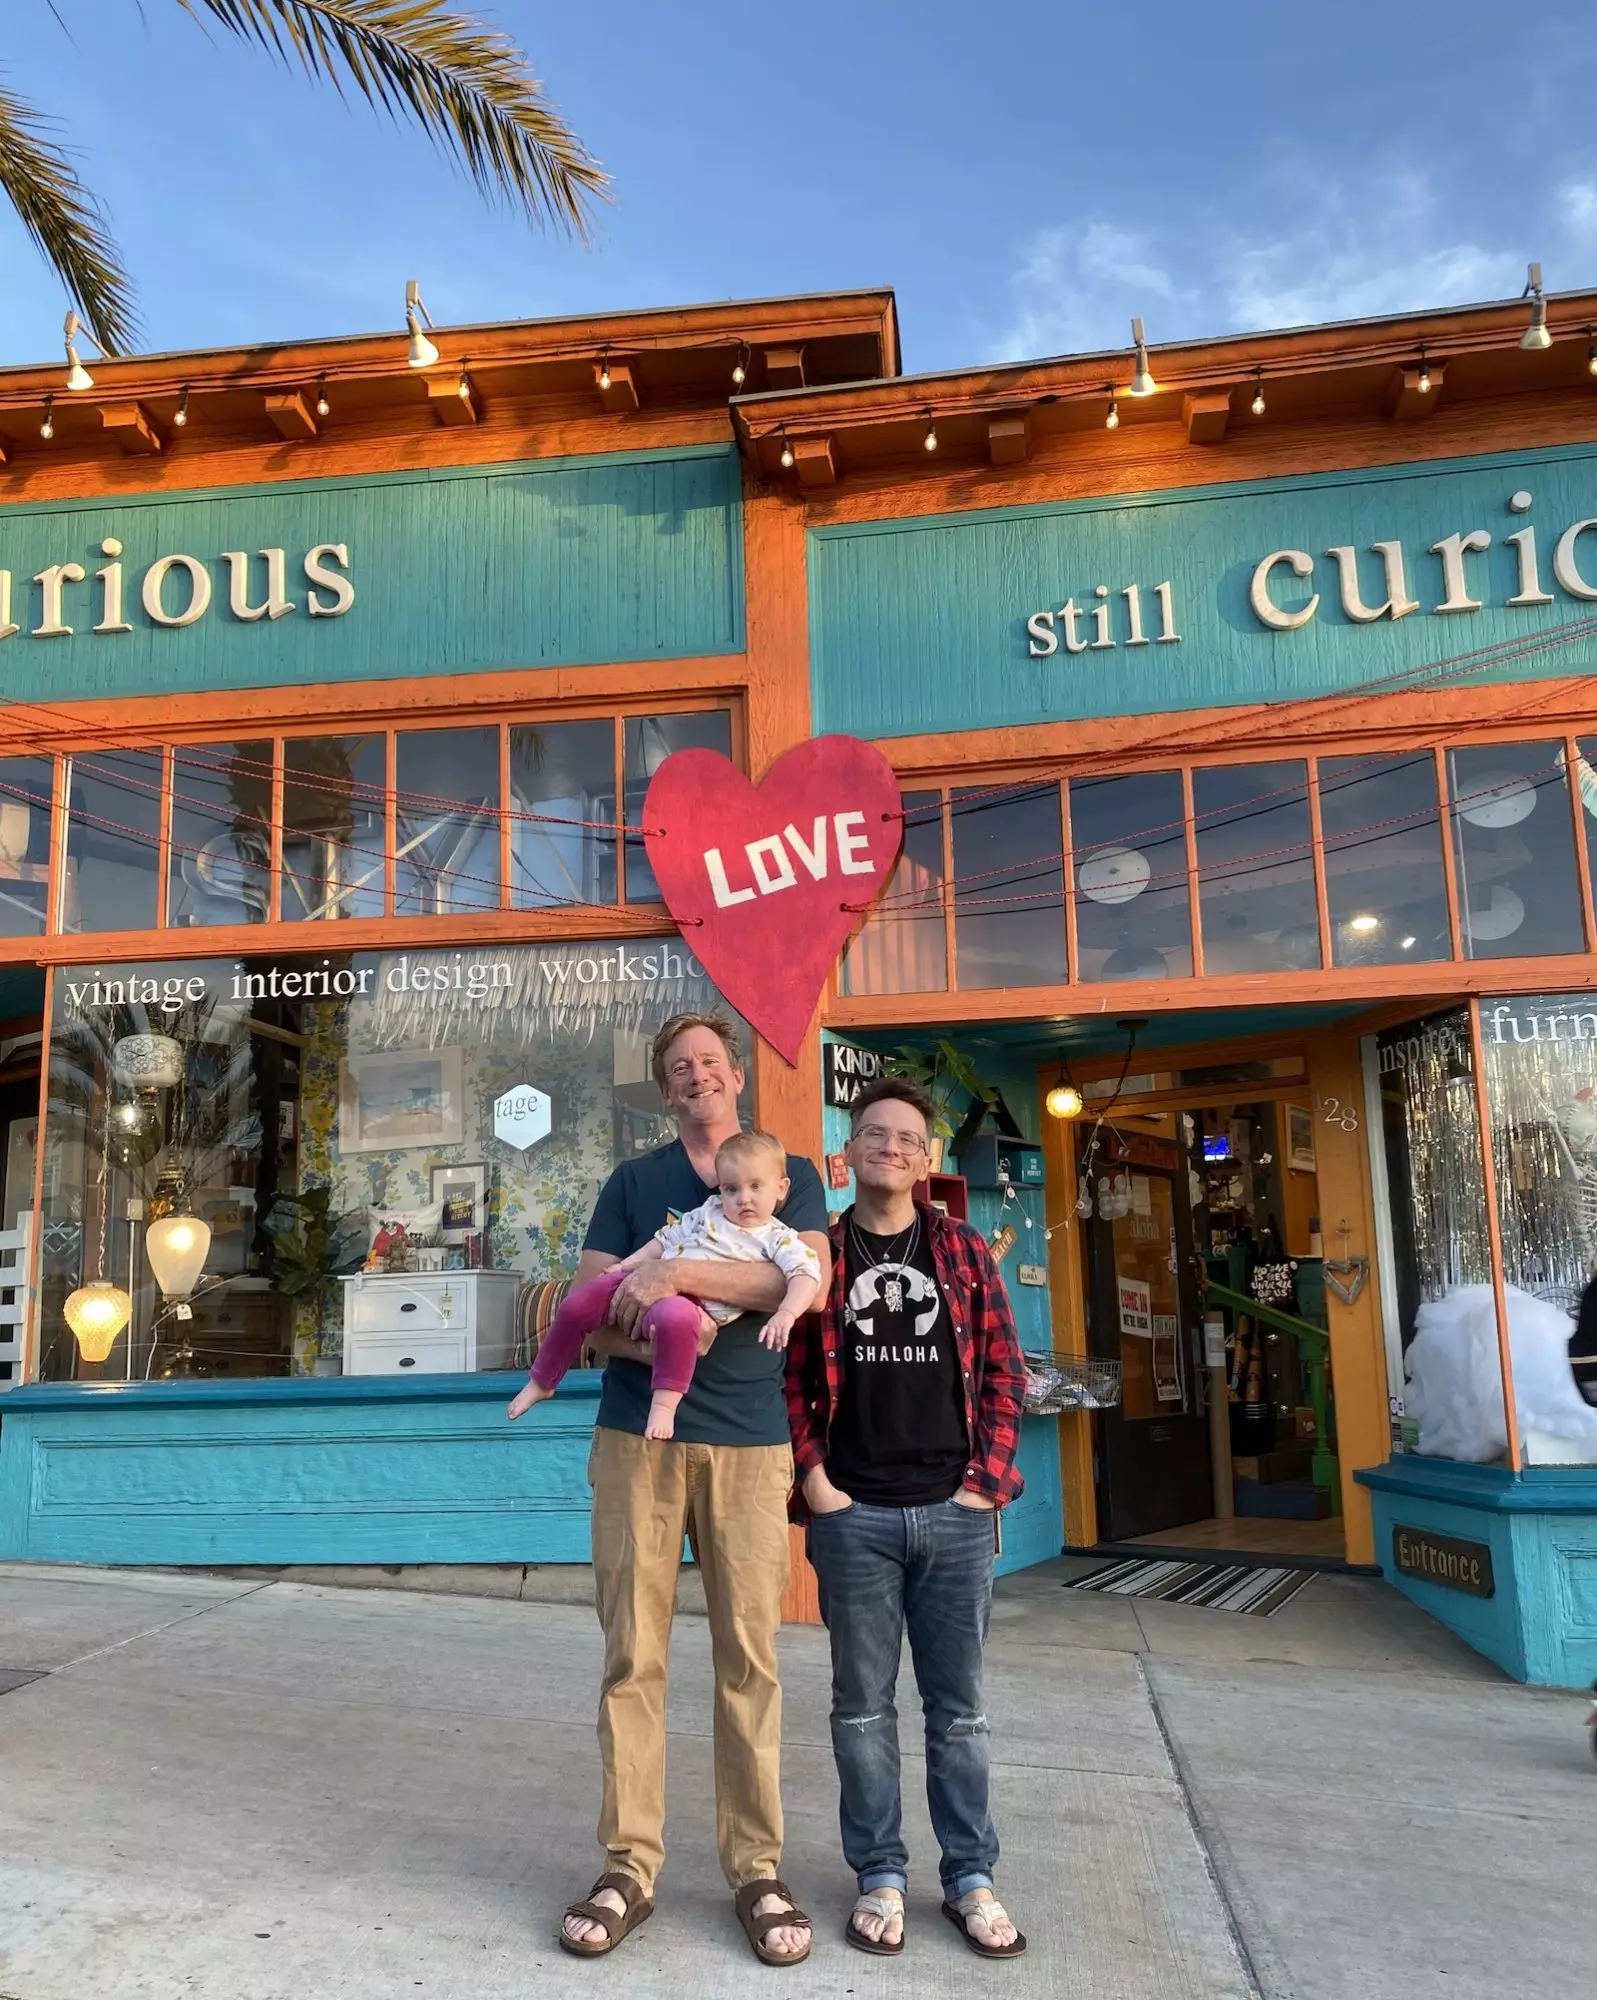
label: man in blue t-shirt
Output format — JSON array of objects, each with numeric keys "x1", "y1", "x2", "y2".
[{"x1": 554, "y1": 1011, "x2": 830, "y2": 1967}]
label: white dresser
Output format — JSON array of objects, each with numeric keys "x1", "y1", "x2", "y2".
[{"x1": 340, "y1": 1270, "x2": 521, "y2": 1376}]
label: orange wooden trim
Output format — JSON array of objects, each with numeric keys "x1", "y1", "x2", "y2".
[
  {"x1": 1074, "y1": 1029, "x2": 1314, "y2": 1084},
  {"x1": 47, "y1": 752, "x2": 67, "y2": 936},
  {"x1": 22, "y1": 965, "x2": 50, "y2": 1384},
  {"x1": 1181, "y1": 766, "x2": 1204, "y2": 978},
  {"x1": 1566, "y1": 733, "x2": 1597, "y2": 952},
  {"x1": 1306, "y1": 752, "x2": 1334, "y2": 973},
  {"x1": 268, "y1": 742, "x2": 284, "y2": 925},
  {"x1": 613, "y1": 713, "x2": 629, "y2": 904},
  {"x1": 740, "y1": 482, "x2": 814, "y2": 780},
  {"x1": 1059, "y1": 778, "x2": 1079, "y2": 979},
  {"x1": 1434, "y1": 744, "x2": 1465, "y2": 960},
  {"x1": 1467, "y1": 998, "x2": 1522, "y2": 1471},
  {"x1": 498, "y1": 723, "x2": 512, "y2": 913},
  {"x1": 154, "y1": 745, "x2": 172, "y2": 930},
  {"x1": 383, "y1": 731, "x2": 397, "y2": 919}
]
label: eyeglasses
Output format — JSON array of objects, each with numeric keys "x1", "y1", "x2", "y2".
[{"x1": 852, "y1": 1125, "x2": 930, "y2": 1157}]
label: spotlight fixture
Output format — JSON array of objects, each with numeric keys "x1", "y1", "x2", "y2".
[
  {"x1": 922, "y1": 413, "x2": 938, "y2": 452},
  {"x1": 173, "y1": 386, "x2": 190, "y2": 428},
  {"x1": 1521, "y1": 260, "x2": 1552, "y2": 351},
  {"x1": 598, "y1": 349, "x2": 612, "y2": 392},
  {"x1": 404, "y1": 279, "x2": 439, "y2": 369},
  {"x1": 40, "y1": 393, "x2": 55, "y2": 441},
  {"x1": 63, "y1": 310, "x2": 94, "y2": 391},
  {"x1": 731, "y1": 343, "x2": 749, "y2": 388},
  {"x1": 1250, "y1": 369, "x2": 1266, "y2": 417},
  {"x1": 1129, "y1": 316, "x2": 1157, "y2": 397},
  {"x1": 1417, "y1": 347, "x2": 1432, "y2": 395},
  {"x1": 315, "y1": 375, "x2": 331, "y2": 418},
  {"x1": 1105, "y1": 390, "x2": 1120, "y2": 430},
  {"x1": 778, "y1": 428, "x2": 794, "y2": 470}
]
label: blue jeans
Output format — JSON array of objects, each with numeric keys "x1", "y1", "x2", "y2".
[{"x1": 807, "y1": 1497, "x2": 998, "y2": 1900}]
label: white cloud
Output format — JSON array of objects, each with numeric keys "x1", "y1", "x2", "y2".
[
  {"x1": 987, "y1": 163, "x2": 1556, "y2": 364},
  {"x1": 1558, "y1": 177, "x2": 1597, "y2": 241}
]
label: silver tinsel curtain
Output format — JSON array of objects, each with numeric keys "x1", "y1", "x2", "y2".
[{"x1": 1378, "y1": 1009, "x2": 1489, "y2": 1304}]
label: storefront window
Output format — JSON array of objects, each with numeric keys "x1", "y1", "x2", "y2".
[
  {"x1": 394, "y1": 728, "x2": 500, "y2": 916},
  {"x1": 169, "y1": 743, "x2": 273, "y2": 928},
  {"x1": 281, "y1": 735, "x2": 387, "y2": 922},
  {"x1": 951, "y1": 784, "x2": 1066, "y2": 989},
  {"x1": 624, "y1": 710, "x2": 733, "y2": 901},
  {"x1": 0, "y1": 757, "x2": 56, "y2": 937},
  {"x1": 1319, "y1": 752, "x2": 1450, "y2": 966},
  {"x1": 64, "y1": 750, "x2": 162, "y2": 932},
  {"x1": 1193, "y1": 760, "x2": 1320, "y2": 974},
  {"x1": 840, "y1": 790, "x2": 947, "y2": 995},
  {"x1": 510, "y1": 720, "x2": 617, "y2": 908},
  {"x1": 1069, "y1": 769, "x2": 1192, "y2": 981},
  {"x1": 1447, "y1": 742, "x2": 1584, "y2": 959},
  {"x1": 38, "y1": 942, "x2": 739, "y2": 1383}
]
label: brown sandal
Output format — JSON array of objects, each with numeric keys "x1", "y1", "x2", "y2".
[
  {"x1": 558, "y1": 1871, "x2": 654, "y2": 1957},
  {"x1": 942, "y1": 1892, "x2": 1028, "y2": 1958},
  {"x1": 734, "y1": 1877, "x2": 813, "y2": 1966}
]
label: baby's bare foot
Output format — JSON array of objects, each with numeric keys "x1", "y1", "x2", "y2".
[
  {"x1": 644, "y1": 1391, "x2": 681, "y2": 1440},
  {"x1": 507, "y1": 1380, "x2": 553, "y2": 1420}
]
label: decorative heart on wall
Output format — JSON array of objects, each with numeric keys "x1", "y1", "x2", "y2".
[{"x1": 642, "y1": 736, "x2": 903, "y2": 1066}]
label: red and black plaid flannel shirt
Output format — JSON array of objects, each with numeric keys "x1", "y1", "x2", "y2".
[{"x1": 785, "y1": 1201, "x2": 1026, "y2": 1519}]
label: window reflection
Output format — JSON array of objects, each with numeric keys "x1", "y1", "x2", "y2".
[
  {"x1": 951, "y1": 785, "x2": 1066, "y2": 988},
  {"x1": 1448, "y1": 742, "x2": 1583, "y2": 960},
  {"x1": 395, "y1": 728, "x2": 500, "y2": 916},
  {"x1": 1319, "y1": 753, "x2": 1450, "y2": 966},
  {"x1": 65, "y1": 750, "x2": 162, "y2": 933},
  {"x1": 841, "y1": 790, "x2": 947, "y2": 995},
  {"x1": 0, "y1": 757, "x2": 55, "y2": 937},
  {"x1": 1069, "y1": 770, "x2": 1191, "y2": 981},
  {"x1": 169, "y1": 743, "x2": 272, "y2": 928},
  {"x1": 1193, "y1": 761, "x2": 1319, "y2": 973},
  {"x1": 281, "y1": 736, "x2": 386, "y2": 923},
  {"x1": 624, "y1": 711, "x2": 732, "y2": 902},
  {"x1": 510, "y1": 721, "x2": 618, "y2": 908}
]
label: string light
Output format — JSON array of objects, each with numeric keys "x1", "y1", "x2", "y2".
[
  {"x1": 923, "y1": 414, "x2": 938, "y2": 452},
  {"x1": 1105, "y1": 391, "x2": 1119, "y2": 430},
  {"x1": 1250, "y1": 370, "x2": 1266, "y2": 417},
  {"x1": 598, "y1": 350, "x2": 612, "y2": 392},
  {"x1": 778, "y1": 428, "x2": 794, "y2": 469},
  {"x1": 731, "y1": 343, "x2": 749, "y2": 388},
  {"x1": 315, "y1": 375, "x2": 331, "y2": 418},
  {"x1": 40, "y1": 393, "x2": 54, "y2": 441},
  {"x1": 1417, "y1": 347, "x2": 1432, "y2": 395},
  {"x1": 457, "y1": 366, "x2": 472, "y2": 400},
  {"x1": 173, "y1": 387, "x2": 190, "y2": 428},
  {"x1": 1587, "y1": 328, "x2": 1597, "y2": 378}
]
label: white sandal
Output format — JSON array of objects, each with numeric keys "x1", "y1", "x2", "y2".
[{"x1": 846, "y1": 1890, "x2": 905, "y2": 1957}]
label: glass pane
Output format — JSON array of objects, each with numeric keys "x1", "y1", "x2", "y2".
[
  {"x1": 281, "y1": 735, "x2": 387, "y2": 923},
  {"x1": 1375, "y1": 1010, "x2": 1496, "y2": 1461},
  {"x1": 64, "y1": 749, "x2": 161, "y2": 932},
  {"x1": 1481, "y1": 992, "x2": 1597, "y2": 1463},
  {"x1": 1069, "y1": 770, "x2": 1192, "y2": 982},
  {"x1": 1193, "y1": 760, "x2": 1319, "y2": 974},
  {"x1": 839, "y1": 790, "x2": 947, "y2": 995},
  {"x1": 37, "y1": 942, "x2": 743, "y2": 1382},
  {"x1": 1104, "y1": 1171, "x2": 1188, "y2": 1419},
  {"x1": 0, "y1": 756, "x2": 56, "y2": 937},
  {"x1": 1319, "y1": 753, "x2": 1451, "y2": 966},
  {"x1": 1448, "y1": 741, "x2": 1583, "y2": 960},
  {"x1": 624, "y1": 710, "x2": 732, "y2": 902},
  {"x1": 168, "y1": 742, "x2": 272, "y2": 928},
  {"x1": 951, "y1": 784, "x2": 1066, "y2": 988},
  {"x1": 510, "y1": 720, "x2": 617, "y2": 909},
  {"x1": 395, "y1": 728, "x2": 500, "y2": 916}
]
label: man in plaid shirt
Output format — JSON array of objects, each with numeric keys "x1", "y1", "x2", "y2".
[{"x1": 785, "y1": 1074, "x2": 1027, "y2": 1962}]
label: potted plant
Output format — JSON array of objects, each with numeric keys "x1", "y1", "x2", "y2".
[
  {"x1": 262, "y1": 1186, "x2": 369, "y2": 1374},
  {"x1": 886, "y1": 1039, "x2": 998, "y2": 1172}
]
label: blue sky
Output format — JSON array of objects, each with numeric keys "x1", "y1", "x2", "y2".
[{"x1": 3, "y1": 2, "x2": 1597, "y2": 373}]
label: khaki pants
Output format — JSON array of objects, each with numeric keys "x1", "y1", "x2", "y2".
[{"x1": 588, "y1": 1424, "x2": 793, "y2": 1896}]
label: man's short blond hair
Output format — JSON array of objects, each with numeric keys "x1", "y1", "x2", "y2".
[
  {"x1": 715, "y1": 1128, "x2": 787, "y2": 1175},
  {"x1": 650, "y1": 1010, "x2": 743, "y2": 1089}
]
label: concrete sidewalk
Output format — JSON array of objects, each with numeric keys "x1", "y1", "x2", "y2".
[{"x1": 0, "y1": 1558, "x2": 1588, "y2": 2000}]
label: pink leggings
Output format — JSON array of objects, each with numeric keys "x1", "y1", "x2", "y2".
[{"x1": 529, "y1": 1265, "x2": 703, "y2": 1398}]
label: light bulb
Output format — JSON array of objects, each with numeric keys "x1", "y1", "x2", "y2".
[
  {"x1": 923, "y1": 419, "x2": 938, "y2": 452},
  {"x1": 1046, "y1": 1083, "x2": 1084, "y2": 1120},
  {"x1": 1588, "y1": 338, "x2": 1597, "y2": 378},
  {"x1": 1418, "y1": 360, "x2": 1432, "y2": 394},
  {"x1": 598, "y1": 357, "x2": 612, "y2": 391},
  {"x1": 731, "y1": 361, "x2": 746, "y2": 386},
  {"x1": 315, "y1": 377, "x2": 331, "y2": 418},
  {"x1": 146, "y1": 1211, "x2": 212, "y2": 1301},
  {"x1": 40, "y1": 394, "x2": 54, "y2": 441},
  {"x1": 779, "y1": 435, "x2": 794, "y2": 469},
  {"x1": 1105, "y1": 398, "x2": 1120, "y2": 430},
  {"x1": 1251, "y1": 379, "x2": 1266, "y2": 416},
  {"x1": 457, "y1": 369, "x2": 471, "y2": 399},
  {"x1": 173, "y1": 387, "x2": 189, "y2": 428},
  {"x1": 64, "y1": 1280, "x2": 133, "y2": 1363}
]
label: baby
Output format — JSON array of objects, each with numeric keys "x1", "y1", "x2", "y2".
[{"x1": 507, "y1": 1129, "x2": 822, "y2": 1441}]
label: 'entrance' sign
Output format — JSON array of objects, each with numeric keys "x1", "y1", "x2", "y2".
[
  {"x1": 642, "y1": 736, "x2": 902, "y2": 1066},
  {"x1": 1392, "y1": 1524, "x2": 1495, "y2": 1598}
]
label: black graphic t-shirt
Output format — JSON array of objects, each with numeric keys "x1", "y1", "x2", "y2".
[{"x1": 825, "y1": 1215, "x2": 969, "y2": 1506}]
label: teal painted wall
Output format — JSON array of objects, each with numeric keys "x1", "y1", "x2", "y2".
[
  {"x1": 809, "y1": 442, "x2": 1597, "y2": 739},
  {"x1": 0, "y1": 444, "x2": 742, "y2": 703}
]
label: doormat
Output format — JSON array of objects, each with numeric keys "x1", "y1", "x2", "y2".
[{"x1": 1066, "y1": 1558, "x2": 1315, "y2": 1617}]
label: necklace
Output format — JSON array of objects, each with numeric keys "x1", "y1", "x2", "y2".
[{"x1": 847, "y1": 1208, "x2": 920, "y2": 1277}]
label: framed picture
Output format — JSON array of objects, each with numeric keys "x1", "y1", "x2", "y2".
[
  {"x1": 339, "y1": 1048, "x2": 465, "y2": 1154},
  {"x1": 430, "y1": 1162, "x2": 487, "y2": 1240},
  {"x1": 1286, "y1": 1103, "x2": 1317, "y2": 1174}
]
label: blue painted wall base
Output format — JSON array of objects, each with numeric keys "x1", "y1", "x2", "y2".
[
  {"x1": 1357, "y1": 1456, "x2": 1597, "y2": 1687},
  {"x1": 0, "y1": 1378, "x2": 1064, "y2": 1580}
]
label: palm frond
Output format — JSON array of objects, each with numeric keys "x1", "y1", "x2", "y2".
[
  {"x1": 177, "y1": 0, "x2": 608, "y2": 238},
  {"x1": 0, "y1": 73, "x2": 139, "y2": 354}
]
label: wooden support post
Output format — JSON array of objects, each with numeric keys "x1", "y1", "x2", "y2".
[
  {"x1": 988, "y1": 413, "x2": 1031, "y2": 464},
  {"x1": 99, "y1": 403, "x2": 162, "y2": 455},
  {"x1": 792, "y1": 436, "x2": 836, "y2": 487},
  {"x1": 763, "y1": 344, "x2": 806, "y2": 388},
  {"x1": 1040, "y1": 1083, "x2": 1097, "y2": 1548},
  {"x1": 1384, "y1": 364, "x2": 1444, "y2": 420},
  {"x1": 1183, "y1": 389, "x2": 1233, "y2": 444},
  {"x1": 427, "y1": 374, "x2": 480, "y2": 426},
  {"x1": 263, "y1": 391, "x2": 320, "y2": 440}
]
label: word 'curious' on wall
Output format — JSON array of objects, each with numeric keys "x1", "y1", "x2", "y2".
[{"x1": 0, "y1": 542, "x2": 354, "y2": 640}]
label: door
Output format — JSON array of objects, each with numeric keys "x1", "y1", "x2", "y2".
[{"x1": 1084, "y1": 1142, "x2": 1212, "y2": 1540}]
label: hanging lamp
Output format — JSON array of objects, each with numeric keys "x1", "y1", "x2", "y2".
[{"x1": 64, "y1": 1089, "x2": 132, "y2": 1364}]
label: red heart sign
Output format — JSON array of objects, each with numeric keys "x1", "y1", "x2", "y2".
[{"x1": 642, "y1": 736, "x2": 903, "y2": 1065}]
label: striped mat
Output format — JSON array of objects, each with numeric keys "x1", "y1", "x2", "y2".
[{"x1": 1066, "y1": 1557, "x2": 1315, "y2": 1617}]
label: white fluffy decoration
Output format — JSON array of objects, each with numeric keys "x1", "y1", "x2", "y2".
[{"x1": 1405, "y1": 1284, "x2": 1597, "y2": 1463}]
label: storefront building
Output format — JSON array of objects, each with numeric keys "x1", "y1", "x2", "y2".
[{"x1": 4, "y1": 283, "x2": 1597, "y2": 1681}]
